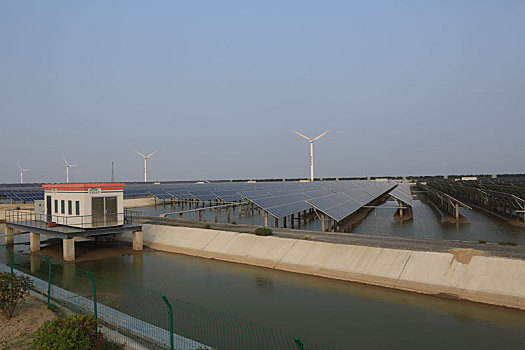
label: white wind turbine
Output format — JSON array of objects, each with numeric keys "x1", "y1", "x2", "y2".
[
  {"x1": 135, "y1": 150, "x2": 158, "y2": 183},
  {"x1": 291, "y1": 129, "x2": 332, "y2": 182},
  {"x1": 63, "y1": 157, "x2": 77, "y2": 183},
  {"x1": 18, "y1": 164, "x2": 30, "y2": 184}
]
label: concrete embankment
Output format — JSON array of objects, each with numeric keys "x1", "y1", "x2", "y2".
[
  {"x1": 117, "y1": 224, "x2": 525, "y2": 311},
  {"x1": 123, "y1": 197, "x2": 157, "y2": 208}
]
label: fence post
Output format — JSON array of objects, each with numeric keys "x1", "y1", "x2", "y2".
[
  {"x1": 42, "y1": 255, "x2": 52, "y2": 309},
  {"x1": 294, "y1": 337, "x2": 305, "y2": 350},
  {"x1": 86, "y1": 271, "x2": 97, "y2": 320},
  {"x1": 4, "y1": 246, "x2": 13, "y2": 273},
  {"x1": 162, "y1": 294, "x2": 174, "y2": 350}
]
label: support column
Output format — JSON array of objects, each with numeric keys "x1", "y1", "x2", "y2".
[
  {"x1": 4, "y1": 227, "x2": 14, "y2": 245},
  {"x1": 264, "y1": 212, "x2": 268, "y2": 227},
  {"x1": 274, "y1": 218, "x2": 279, "y2": 228},
  {"x1": 455, "y1": 203, "x2": 459, "y2": 220},
  {"x1": 133, "y1": 230, "x2": 143, "y2": 251},
  {"x1": 303, "y1": 210, "x2": 307, "y2": 224},
  {"x1": 179, "y1": 213, "x2": 183, "y2": 220},
  {"x1": 226, "y1": 206, "x2": 230, "y2": 222},
  {"x1": 214, "y1": 208, "x2": 218, "y2": 223},
  {"x1": 199, "y1": 210, "x2": 203, "y2": 221},
  {"x1": 321, "y1": 214, "x2": 325, "y2": 231},
  {"x1": 30, "y1": 232, "x2": 40, "y2": 252},
  {"x1": 30, "y1": 253, "x2": 40, "y2": 273},
  {"x1": 283, "y1": 217, "x2": 287, "y2": 228},
  {"x1": 63, "y1": 238, "x2": 75, "y2": 262},
  {"x1": 291, "y1": 214, "x2": 295, "y2": 229},
  {"x1": 239, "y1": 205, "x2": 242, "y2": 218}
]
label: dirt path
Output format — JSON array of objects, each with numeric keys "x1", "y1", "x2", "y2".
[{"x1": 0, "y1": 296, "x2": 56, "y2": 349}]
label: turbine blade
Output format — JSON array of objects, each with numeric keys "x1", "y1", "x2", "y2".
[
  {"x1": 312, "y1": 129, "x2": 332, "y2": 141},
  {"x1": 291, "y1": 130, "x2": 311, "y2": 141},
  {"x1": 63, "y1": 157, "x2": 69, "y2": 166},
  {"x1": 135, "y1": 150, "x2": 146, "y2": 158},
  {"x1": 147, "y1": 150, "x2": 159, "y2": 158},
  {"x1": 69, "y1": 164, "x2": 77, "y2": 167},
  {"x1": 18, "y1": 163, "x2": 22, "y2": 170}
]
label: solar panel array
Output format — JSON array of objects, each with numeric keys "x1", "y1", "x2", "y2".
[
  {"x1": 0, "y1": 185, "x2": 44, "y2": 203},
  {"x1": 122, "y1": 180, "x2": 399, "y2": 222},
  {"x1": 0, "y1": 180, "x2": 404, "y2": 222},
  {"x1": 389, "y1": 181, "x2": 413, "y2": 207}
]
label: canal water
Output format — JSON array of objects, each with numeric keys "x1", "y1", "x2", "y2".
[{"x1": 2, "y1": 197, "x2": 525, "y2": 349}]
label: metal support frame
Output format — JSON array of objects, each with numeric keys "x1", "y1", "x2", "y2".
[
  {"x1": 86, "y1": 271, "x2": 97, "y2": 320},
  {"x1": 162, "y1": 294, "x2": 174, "y2": 350}
]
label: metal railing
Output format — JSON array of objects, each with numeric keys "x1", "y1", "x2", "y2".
[{"x1": 5, "y1": 209, "x2": 142, "y2": 232}]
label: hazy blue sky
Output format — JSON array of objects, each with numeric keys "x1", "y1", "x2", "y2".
[{"x1": 1, "y1": 1, "x2": 524, "y2": 183}]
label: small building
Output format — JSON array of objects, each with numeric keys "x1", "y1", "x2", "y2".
[
  {"x1": 5, "y1": 182, "x2": 142, "y2": 262},
  {"x1": 42, "y1": 183, "x2": 125, "y2": 228}
]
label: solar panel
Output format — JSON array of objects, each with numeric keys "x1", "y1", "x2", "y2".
[{"x1": 389, "y1": 181, "x2": 413, "y2": 206}]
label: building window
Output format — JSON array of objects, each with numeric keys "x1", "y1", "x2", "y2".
[
  {"x1": 68, "y1": 200, "x2": 72, "y2": 215},
  {"x1": 61, "y1": 200, "x2": 65, "y2": 214},
  {"x1": 54, "y1": 199, "x2": 58, "y2": 213},
  {"x1": 75, "y1": 201, "x2": 80, "y2": 215}
]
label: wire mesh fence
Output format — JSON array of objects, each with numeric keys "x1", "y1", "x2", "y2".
[{"x1": 1, "y1": 249, "x2": 331, "y2": 350}]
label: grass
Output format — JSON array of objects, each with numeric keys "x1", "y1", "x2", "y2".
[
  {"x1": 254, "y1": 227, "x2": 273, "y2": 236},
  {"x1": 478, "y1": 240, "x2": 487, "y2": 244}
]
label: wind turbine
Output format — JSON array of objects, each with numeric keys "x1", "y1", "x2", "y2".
[
  {"x1": 63, "y1": 157, "x2": 77, "y2": 183},
  {"x1": 291, "y1": 129, "x2": 332, "y2": 181},
  {"x1": 135, "y1": 150, "x2": 158, "y2": 183},
  {"x1": 18, "y1": 164, "x2": 30, "y2": 184}
]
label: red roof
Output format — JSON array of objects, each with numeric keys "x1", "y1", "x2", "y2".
[{"x1": 42, "y1": 183, "x2": 125, "y2": 190}]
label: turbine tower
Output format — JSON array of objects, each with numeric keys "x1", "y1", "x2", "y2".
[
  {"x1": 135, "y1": 150, "x2": 158, "y2": 183},
  {"x1": 291, "y1": 129, "x2": 332, "y2": 181},
  {"x1": 63, "y1": 157, "x2": 77, "y2": 183},
  {"x1": 18, "y1": 164, "x2": 30, "y2": 184}
]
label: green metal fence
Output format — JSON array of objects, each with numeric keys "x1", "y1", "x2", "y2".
[{"x1": 1, "y1": 250, "x2": 332, "y2": 350}]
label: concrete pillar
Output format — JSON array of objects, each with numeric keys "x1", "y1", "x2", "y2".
[
  {"x1": 179, "y1": 213, "x2": 183, "y2": 220},
  {"x1": 455, "y1": 204, "x2": 459, "y2": 220},
  {"x1": 30, "y1": 232, "x2": 40, "y2": 252},
  {"x1": 283, "y1": 217, "x2": 287, "y2": 228},
  {"x1": 133, "y1": 230, "x2": 143, "y2": 251},
  {"x1": 264, "y1": 212, "x2": 268, "y2": 227},
  {"x1": 30, "y1": 253, "x2": 40, "y2": 273},
  {"x1": 63, "y1": 238, "x2": 75, "y2": 262},
  {"x1": 291, "y1": 214, "x2": 295, "y2": 229},
  {"x1": 321, "y1": 214, "x2": 325, "y2": 231},
  {"x1": 274, "y1": 218, "x2": 279, "y2": 228},
  {"x1": 4, "y1": 227, "x2": 14, "y2": 245},
  {"x1": 239, "y1": 205, "x2": 242, "y2": 218},
  {"x1": 303, "y1": 210, "x2": 307, "y2": 224},
  {"x1": 199, "y1": 210, "x2": 203, "y2": 221},
  {"x1": 226, "y1": 206, "x2": 230, "y2": 222},
  {"x1": 214, "y1": 208, "x2": 218, "y2": 223}
]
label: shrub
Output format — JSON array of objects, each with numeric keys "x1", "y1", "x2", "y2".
[
  {"x1": 497, "y1": 241, "x2": 518, "y2": 246},
  {"x1": 205, "y1": 224, "x2": 211, "y2": 229},
  {"x1": 231, "y1": 221, "x2": 236, "y2": 225},
  {"x1": 0, "y1": 272, "x2": 33, "y2": 320},
  {"x1": 254, "y1": 227, "x2": 273, "y2": 236},
  {"x1": 478, "y1": 240, "x2": 487, "y2": 244},
  {"x1": 33, "y1": 314, "x2": 103, "y2": 350}
]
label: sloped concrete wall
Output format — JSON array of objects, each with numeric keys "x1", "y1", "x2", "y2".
[
  {"x1": 123, "y1": 197, "x2": 157, "y2": 208},
  {"x1": 117, "y1": 224, "x2": 525, "y2": 310}
]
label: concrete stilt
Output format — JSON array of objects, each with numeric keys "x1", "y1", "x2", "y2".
[
  {"x1": 303, "y1": 210, "x2": 307, "y2": 224},
  {"x1": 4, "y1": 227, "x2": 14, "y2": 245},
  {"x1": 264, "y1": 212, "x2": 268, "y2": 227},
  {"x1": 214, "y1": 208, "x2": 218, "y2": 223},
  {"x1": 63, "y1": 238, "x2": 75, "y2": 261},
  {"x1": 179, "y1": 213, "x2": 183, "y2": 220},
  {"x1": 291, "y1": 214, "x2": 294, "y2": 229},
  {"x1": 283, "y1": 217, "x2": 287, "y2": 228},
  {"x1": 239, "y1": 205, "x2": 242, "y2": 218},
  {"x1": 274, "y1": 218, "x2": 279, "y2": 228},
  {"x1": 133, "y1": 230, "x2": 143, "y2": 251},
  {"x1": 226, "y1": 206, "x2": 230, "y2": 222},
  {"x1": 199, "y1": 210, "x2": 203, "y2": 221},
  {"x1": 30, "y1": 253, "x2": 40, "y2": 273},
  {"x1": 30, "y1": 232, "x2": 40, "y2": 252},
  {"x1": 321, "y1": 213, "x2": 325, "y2": 231}
]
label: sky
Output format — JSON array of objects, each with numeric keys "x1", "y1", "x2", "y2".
[{"x1": 1, "y1": 1, "x2": 524, "y2": 183}]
